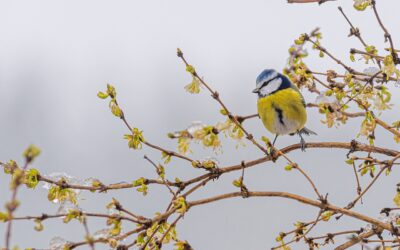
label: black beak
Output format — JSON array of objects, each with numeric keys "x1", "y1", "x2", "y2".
[{"x1": 252, "y1": 87, "x2": 260, "y2": 93}]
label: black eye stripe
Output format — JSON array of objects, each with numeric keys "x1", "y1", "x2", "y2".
[{"x1": 261, "y1": 76, "x2": 279, "y2": 88}]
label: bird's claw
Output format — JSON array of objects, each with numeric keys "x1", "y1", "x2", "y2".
[
  {"x1": 210, "y1": 167, "x2": 221, "y2": 180},
  {"x1": 268, "y1": 147, "x2": 278, "y2": 162},
  {"x1": 241, "y1": 185, "x2": 249, "y2": 198}
]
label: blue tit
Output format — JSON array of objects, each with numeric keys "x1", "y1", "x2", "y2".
[{"x1": 252, "y1": 69, "x2": 316, "y2": 151}]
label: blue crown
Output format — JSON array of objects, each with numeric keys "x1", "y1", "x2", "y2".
[{"x1": 256, "y1": 69, "x2": 278, "y2": 85}]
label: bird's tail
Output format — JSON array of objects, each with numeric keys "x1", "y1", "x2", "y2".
[{"x1": 299, "y1": 127, "x2": 317, "y2": 136}]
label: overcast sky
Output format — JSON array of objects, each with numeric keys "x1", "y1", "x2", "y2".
[{"x1": 1, "y1": 0, "x2": 399, "y2": 249}]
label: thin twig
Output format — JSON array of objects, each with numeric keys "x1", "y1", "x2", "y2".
[
  {"x1": 334, "y1": 229, "x2": 381, "y2": 250},
  {"x1": 82, "y1": 217, "x2": 95, "y2": 250},
  {"x1": 351, "y1": 162, "x2": 362, "y2": 196},
  {"x1": 5, "y1": 161, "x2": 29, "y2": 248},
  {"x1": 371, "y1": 0, "x2": 398, "y2": 64},
  {"x1": 144, "y1": 155, "x2": 176, "y2": 198}
]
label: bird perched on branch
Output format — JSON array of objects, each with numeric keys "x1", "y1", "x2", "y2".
[{"x1": 252, "y1": 69, "x2": 316, "y2": 151}]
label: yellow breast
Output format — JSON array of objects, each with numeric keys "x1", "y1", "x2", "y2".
[{"x1": 257, "y1": 88, "x2": 307, "y2": 135}]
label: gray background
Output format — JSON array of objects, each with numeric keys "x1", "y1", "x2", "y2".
[{"x1": 0, "y1": 0, "x2": 399, "y2": 249}]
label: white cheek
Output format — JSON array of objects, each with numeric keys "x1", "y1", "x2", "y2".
[{"x1": 260, "y1": 78, "x2": 282, "y2": 96}]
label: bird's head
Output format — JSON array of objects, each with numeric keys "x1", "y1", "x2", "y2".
[{"x1": 252, "y1": 69, "x2": 285, "y2": 97}]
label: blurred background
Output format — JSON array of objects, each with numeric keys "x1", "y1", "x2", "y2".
[{"x1": 0, "y1": 0, "x2": 399, "y2": 249}]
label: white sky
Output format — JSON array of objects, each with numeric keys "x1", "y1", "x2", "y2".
[{"x1": 0, "y1": 0, "x2": 399, "y2": 249}]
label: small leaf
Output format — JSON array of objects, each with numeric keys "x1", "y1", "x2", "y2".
[
  {"x1": 186, "y1": 65, "x2": 196, "y2": 74},
  {"x1": 23, "y1": 145, "x2": 41, "y2": 162},
  {"x1": 345, "y1": 158, "x2": 354, "y2": 165},
  {"x1": 360, "y1": 167, "x2": 368, "y2": 176},
  {"x1": 0, "y1": 211, "x2": 9, "y2": 222},
  {"x1": 124, "y1": 128, "x2": 145, "y2": 150},
  {"x1": 350, "y1": 53, "x2": 355, "y2": 62},
  {"x1": 284, "y1": 164, "x2": 293, "y2": 171},
  {"x1": 34, "y1": 219, "x2": 44, "y2": 231},
  {"x1": 321, "y1": 211, "x2": 333, "y2": 221},
  {"x1": 161, "y1": 152, "x2": 172, "y2": 164},
  {"x1": 132, "y1": 177, "x2": 146, "y2": 187},
  {"x1": 106, "y1": 84, "x2": 117, "y2": 98},
  {"x1": 353, "y1": 0, "x2": 371, "y2": 11},
  {"x1": 24, "y1": 168, "x2": 40, "y2": 189},
  {"x1": 261, "y1": 136, "x2": 270, "y2": 145},
  {"x1": 173, "y1": 196, "x2": 188, "y2": 214},
  {"x1": 97, "y1": 91, "x2": 109, "y2": 99},
  {"x1": 184, "y1": 76, "x2": 201, "y2": 94},
  {"x1": 232, "y1": 178, "x2": 242, "y2": 188},
  {"x1": 394, "y1": 192, "x2": 400, "y2": 207},
  {"x1": 110, "y1": 103, "x2": 123, "y2": 118}
]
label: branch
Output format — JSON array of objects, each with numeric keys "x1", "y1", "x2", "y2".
[
  {"x1": 37, "y1": 174, "x2": 179, "y2": 191},
  {"x1": 178, "y1": 50, "x2": 324, "y2": 200},
  {"x1": 372, "y1": 0, "x2": 398, "y2": 64},
  {"x1": 305, "y1": 36, "x2": 356, "y2": 74},
  {"x1": 5, "y1": 160, "x2": 30, "y2": 248},
  {"x1": 338, "y1": 7, "x2": 368, "y2": 47},
  {"x1": 11, "y1": 140, "x2": 395, "y2": 201},
  {"x1": 310, "y1": 76, "x2": 400, "y2": 139},
  {"x1": 82, "y1": 217, "x2": 95, "y2": 250},
  {"x1": 115, "y1": 98, "x2": 195, "y2": 163},
  {"x1": 68, "y1": 226, "x2": 146, "y2": 249},
  {"x1": 144, "y1": 155, "x2": 177, "y2": 198},
  {"x1": 345, "y1": 164, "x2": 388, "y2": 209},
  {"x1": 177, "y1": 50, "x2": 269, "y2": 155},
  {"x1": 12, "y1": 212, "x2": 143, "y2": 224},
  {"x1": 334, "y1": 228, "x2": 382, "y2": 250},
  {"x1": 180, "y1": 141, "x2": 399, "y2": 189},
  {"x1": 287, "y1": 0, "x2": 336, "y2": 4},
  {"x1": 188, "y1": 191, "x2": 393, "y2": 232}
]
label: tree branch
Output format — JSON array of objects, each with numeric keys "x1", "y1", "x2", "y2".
[{"x1": 188, "y1": 191, "x2": 393, "y2": 232}]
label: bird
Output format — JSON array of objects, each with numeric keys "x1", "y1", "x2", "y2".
[{"x1": 252, "y1": 69, "x2": 316, "y2": 151}]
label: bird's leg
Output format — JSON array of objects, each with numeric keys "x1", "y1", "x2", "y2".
[
  {"x1": 272, "y1": 134, "x2": 279, "y2": 147},
  {"x1": 297, "y1": 127, "x2": 317, "y2": 152},
  {"x1": 298, "y1": 131, "x2": 306, "y2": 151}
]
